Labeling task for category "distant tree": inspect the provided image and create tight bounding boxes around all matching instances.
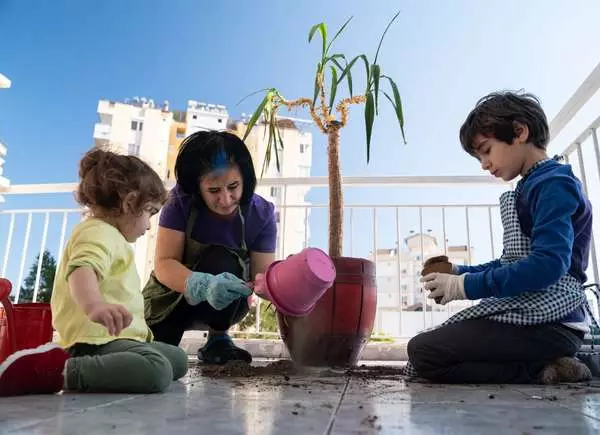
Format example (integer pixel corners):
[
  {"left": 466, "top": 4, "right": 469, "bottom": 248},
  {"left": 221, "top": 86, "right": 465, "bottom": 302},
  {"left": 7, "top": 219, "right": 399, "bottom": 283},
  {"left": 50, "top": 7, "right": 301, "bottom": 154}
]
[{"left": 18, "top": 250, "right": 57, "bottom": 303}]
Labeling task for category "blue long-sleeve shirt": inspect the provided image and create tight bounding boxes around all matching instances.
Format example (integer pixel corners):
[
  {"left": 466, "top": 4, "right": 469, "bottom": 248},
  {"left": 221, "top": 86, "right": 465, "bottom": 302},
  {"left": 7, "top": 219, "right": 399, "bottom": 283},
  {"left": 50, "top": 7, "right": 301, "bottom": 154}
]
[{"left": 457, "top": 159, "right": 593, "bottom": 300}]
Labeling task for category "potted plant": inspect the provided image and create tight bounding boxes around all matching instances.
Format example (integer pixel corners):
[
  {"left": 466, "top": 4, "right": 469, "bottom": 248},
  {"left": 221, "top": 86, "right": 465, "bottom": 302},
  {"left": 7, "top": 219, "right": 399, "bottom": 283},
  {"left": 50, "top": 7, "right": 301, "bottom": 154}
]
[{"left": 241, "top": 12, "right": 406, "bottom": 366}]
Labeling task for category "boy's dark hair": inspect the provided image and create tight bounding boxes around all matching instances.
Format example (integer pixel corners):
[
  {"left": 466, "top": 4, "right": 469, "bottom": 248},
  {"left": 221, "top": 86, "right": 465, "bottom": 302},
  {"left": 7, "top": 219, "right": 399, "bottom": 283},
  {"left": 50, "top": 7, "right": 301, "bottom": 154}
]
[
  {"left": 174, "top": 130, "right": 257, "bottom": 206},
  {"left": 459, "top": 91, "right": 550, "bottom": 157},
  {"left": 77, "top": 148, "right": 167, "bottom": 216}
]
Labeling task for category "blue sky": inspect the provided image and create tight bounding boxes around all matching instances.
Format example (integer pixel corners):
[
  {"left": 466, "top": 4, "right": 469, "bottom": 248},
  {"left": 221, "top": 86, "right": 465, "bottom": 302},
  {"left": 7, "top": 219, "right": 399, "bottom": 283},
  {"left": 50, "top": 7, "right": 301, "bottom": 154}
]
[{"left": 1, "top": 0, "right": 600, "bottom": 289}]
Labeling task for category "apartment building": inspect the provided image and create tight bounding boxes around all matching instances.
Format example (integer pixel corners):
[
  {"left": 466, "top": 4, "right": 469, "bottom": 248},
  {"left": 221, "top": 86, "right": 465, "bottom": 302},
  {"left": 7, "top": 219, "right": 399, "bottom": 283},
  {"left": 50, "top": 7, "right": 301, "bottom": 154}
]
[{"left": 92, "top": 98, "right": 314, "bottom": 280}]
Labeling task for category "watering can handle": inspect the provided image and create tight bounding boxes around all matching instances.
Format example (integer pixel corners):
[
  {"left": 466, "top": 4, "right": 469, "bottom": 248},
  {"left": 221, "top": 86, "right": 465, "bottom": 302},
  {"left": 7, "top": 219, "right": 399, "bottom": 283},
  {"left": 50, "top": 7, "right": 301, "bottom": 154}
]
[
  {"left": 0, "top": 278, "right": 12, "bottom": 302},
  {"left": 0, "top": 278, "right": 17, "bottom": 357}
]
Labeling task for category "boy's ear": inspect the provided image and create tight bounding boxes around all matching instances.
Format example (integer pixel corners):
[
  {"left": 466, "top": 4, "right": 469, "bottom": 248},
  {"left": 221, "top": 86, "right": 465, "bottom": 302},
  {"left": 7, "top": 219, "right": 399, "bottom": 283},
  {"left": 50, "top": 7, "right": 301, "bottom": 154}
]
[{"left": 513, "top": 121, "right": 529, "bottom": 144}]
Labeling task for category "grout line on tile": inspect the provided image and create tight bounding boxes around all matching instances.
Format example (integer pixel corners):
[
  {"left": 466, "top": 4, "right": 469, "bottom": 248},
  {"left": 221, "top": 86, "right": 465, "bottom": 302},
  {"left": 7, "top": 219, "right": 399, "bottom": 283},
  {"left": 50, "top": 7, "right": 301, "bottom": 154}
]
[{"left": 323, "top": 377, "right": 351, "bottom": 435}]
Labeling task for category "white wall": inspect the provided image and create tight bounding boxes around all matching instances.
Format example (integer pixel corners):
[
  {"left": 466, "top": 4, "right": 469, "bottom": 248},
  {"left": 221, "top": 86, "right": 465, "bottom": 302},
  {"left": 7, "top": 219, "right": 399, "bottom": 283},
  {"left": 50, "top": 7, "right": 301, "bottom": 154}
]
[{"left": 186, "top": 101, "right": 229, "bottom": 134}]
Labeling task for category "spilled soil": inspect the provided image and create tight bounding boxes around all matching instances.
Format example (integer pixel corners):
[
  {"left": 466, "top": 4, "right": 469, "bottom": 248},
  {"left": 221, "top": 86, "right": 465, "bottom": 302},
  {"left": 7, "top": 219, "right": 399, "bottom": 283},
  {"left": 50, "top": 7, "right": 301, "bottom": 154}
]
[
  {"left": 196, "top": 359, "right": 404, "bottom": 381},
  {"left": 199, "top": 359, "right": 298, "bottom": 378},
  {"left": 347, "top": 364, "right": 405, "bottom": 381}
]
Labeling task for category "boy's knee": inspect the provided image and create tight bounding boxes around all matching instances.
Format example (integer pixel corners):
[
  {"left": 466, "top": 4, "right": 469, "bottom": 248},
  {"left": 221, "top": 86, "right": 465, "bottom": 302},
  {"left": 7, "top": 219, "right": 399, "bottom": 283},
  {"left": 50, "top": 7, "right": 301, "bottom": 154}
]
[
  {"left": 407, "top": 332, "right": 436, "bottom": 370},
  {"left": 407, "top": 335, "right": 421, "bottom": 361}
]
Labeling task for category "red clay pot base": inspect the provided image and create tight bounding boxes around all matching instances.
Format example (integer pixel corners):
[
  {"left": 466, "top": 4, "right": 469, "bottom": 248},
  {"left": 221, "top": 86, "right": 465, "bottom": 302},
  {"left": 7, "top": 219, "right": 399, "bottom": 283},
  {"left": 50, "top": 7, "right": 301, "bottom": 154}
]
[{"left": 276, "top": 257, "right": 377, "bottom": 367}]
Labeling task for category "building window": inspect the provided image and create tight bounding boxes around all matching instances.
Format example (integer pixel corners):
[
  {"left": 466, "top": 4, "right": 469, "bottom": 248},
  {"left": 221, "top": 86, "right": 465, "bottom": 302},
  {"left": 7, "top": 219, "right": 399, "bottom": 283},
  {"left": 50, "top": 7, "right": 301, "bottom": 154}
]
[
  {"left": 270, "top": 187, "right": 280, "bottom": 197},
  {"left": 128, "top": 143, "right": 140, "bottom": 156},
  {"left": 275, "top": 211, "right": 281, "bottom": 223},
  {"left": 192, "top": 114, "right": 197, "bottom": 120},
  {"left": 218, "top": 118, "right": 222, "bottom": 123},
  {"left": 176, "top": 128, "right": 186, "bottom": 139},
  {"left": 131, "top": 121, "right": 137, "bottom": 130},
  {"left": 300, "top": 143, "right": 308, "bottom": 153},
  {"left": 139, "top": 122, "right": 143, "bottom": 131}
]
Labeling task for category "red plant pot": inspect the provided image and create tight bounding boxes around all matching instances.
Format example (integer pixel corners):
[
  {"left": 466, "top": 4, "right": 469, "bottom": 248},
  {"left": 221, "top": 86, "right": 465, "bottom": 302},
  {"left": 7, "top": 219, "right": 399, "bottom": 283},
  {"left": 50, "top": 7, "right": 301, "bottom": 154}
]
[{"left": 276, "top": 257, "right": 377, "bottom": 367}]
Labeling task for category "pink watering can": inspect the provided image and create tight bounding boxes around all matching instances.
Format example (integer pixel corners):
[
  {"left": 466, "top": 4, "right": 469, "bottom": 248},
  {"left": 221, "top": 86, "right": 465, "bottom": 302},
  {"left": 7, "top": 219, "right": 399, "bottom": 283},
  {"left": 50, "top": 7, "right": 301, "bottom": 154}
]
[{"left": 252, "top": 247, "right": 336, "bottom": 316}]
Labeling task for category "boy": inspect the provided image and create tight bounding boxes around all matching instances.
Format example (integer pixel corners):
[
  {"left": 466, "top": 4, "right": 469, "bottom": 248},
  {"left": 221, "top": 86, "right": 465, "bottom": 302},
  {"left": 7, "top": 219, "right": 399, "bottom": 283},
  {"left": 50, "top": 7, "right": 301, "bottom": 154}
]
[{"left": 405, "top": 91, "right": 593, "bottom": 384}]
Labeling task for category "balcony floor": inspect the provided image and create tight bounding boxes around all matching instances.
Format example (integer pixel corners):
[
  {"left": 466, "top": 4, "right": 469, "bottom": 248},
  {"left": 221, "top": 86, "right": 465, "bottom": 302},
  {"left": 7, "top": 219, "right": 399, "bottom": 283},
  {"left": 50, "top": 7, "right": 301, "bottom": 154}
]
[{"left": 2, "top": 360, "right": 600, "bottom": 434}]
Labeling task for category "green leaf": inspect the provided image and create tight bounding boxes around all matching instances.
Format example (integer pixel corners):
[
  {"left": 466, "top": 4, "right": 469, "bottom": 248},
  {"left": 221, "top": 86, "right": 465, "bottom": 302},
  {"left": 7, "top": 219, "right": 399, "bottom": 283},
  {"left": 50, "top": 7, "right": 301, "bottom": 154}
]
[
  {"left": 382, "top": 76, "right": 406, "bottom": 143},
  {"left": 260, "top": 107, "right": 285, "bottom": 177},
  {"left": 270, "top": 116, "right": 281, "bottom": 173},
  {"left": 371, "top": 64, "right": 380, "bottom": 114},
  {"left": 374, "top": 11, "right": 401, "bottom": 65},
  {"left": 243, "top": 90, "right": 272, "bottom": 141},
  {"left": 236, "top": 88, "right": 271, "bottom": 106},
  {"left": 329, "top": 56, "right": 353, "bottom": 97},
  {"left": 261, "top": 137, "right": 271, "bottom": 177},
  {"left": 328, "top": 56, "right": 345, "bottom": 70},
  {"left": 308, "top": 22, "right": 328, "bottom": 59},
  {"left": 347, "top": 68, "right": 353, "bottom": 97},
  {"left": 325, "top": 16, "right": 353, "bottom": 55},
  {"left": 328, "top": 65, "right": 338, "bottom": 113},
  {"left": 275, "top": 118, "right": 285, "bottom": 170},
  {"left": 312, "top": 62, "right": 322, "bottom": 105},
  {"left": 365, "top": 91, "right": 375, "bottom": 162},
  {"left": 326, "top": 54, "right": 346, "bottom": 62},
  {"left": 337, "top": 54, "right": 370, "bottom": 92}
]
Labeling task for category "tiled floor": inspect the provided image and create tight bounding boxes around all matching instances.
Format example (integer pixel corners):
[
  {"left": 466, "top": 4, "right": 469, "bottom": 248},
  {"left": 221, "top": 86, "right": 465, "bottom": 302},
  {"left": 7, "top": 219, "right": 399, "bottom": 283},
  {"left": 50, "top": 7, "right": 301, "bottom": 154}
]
[{"left": 2, "top": 360, "right": 600, "bottom": 434}]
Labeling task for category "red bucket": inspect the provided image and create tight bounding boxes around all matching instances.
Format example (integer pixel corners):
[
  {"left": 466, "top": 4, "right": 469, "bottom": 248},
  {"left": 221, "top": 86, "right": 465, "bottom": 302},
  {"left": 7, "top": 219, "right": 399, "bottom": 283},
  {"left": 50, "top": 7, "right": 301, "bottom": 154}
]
[{"left": 0, "top": 278, "right": 54, "bottom": 363}]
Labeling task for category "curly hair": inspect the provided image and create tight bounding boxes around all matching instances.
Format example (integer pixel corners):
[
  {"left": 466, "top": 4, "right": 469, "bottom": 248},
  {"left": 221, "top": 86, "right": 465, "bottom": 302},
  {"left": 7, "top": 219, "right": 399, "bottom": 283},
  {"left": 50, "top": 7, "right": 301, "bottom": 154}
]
[
  {"left": 459, "top": 90, "right": 550, "bottom": 157},
  {"left": 76, "top": 148, "right": 167, "bottom": 216}
]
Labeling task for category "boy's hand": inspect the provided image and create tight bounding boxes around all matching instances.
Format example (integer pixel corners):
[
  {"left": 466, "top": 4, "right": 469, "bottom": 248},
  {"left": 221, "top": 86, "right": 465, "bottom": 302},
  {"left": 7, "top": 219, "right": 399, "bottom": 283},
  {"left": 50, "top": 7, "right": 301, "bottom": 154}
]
[
  {"left": 420, "top": 273, "right": 466, "bottom": 305},
  {"left": 421, "top": 256, "right": 456, "bottom": 303},
  {"left": 85, "top": 302, "right": 133, "bottom": 336}
]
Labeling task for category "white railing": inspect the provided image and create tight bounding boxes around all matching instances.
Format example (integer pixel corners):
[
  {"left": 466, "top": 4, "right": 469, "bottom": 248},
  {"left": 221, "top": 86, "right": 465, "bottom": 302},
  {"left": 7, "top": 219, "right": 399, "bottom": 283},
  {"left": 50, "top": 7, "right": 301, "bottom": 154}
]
[
  {"left": 2, "top": 56, "right": 600, "bottom": 339},
  {"left": 0, "top": 176, "right": 509, "bottom": 338},
  {"left": 1, "top": 163, "right": 599, "bottom": 339},
  {"left": 559, "top": 115, "right": 600, "bottom": 285}
]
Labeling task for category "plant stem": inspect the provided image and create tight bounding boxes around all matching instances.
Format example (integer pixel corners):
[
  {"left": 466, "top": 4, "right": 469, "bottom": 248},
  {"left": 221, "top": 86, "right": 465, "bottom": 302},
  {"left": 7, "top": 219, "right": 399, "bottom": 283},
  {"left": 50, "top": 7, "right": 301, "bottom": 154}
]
[{"left": 327, "top": 122, "right": 343, "bottom": 258}]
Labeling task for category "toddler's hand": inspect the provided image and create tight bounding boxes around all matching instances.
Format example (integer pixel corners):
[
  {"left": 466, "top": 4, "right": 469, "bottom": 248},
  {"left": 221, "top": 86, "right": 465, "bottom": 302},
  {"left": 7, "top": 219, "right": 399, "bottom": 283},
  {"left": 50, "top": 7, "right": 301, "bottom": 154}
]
[{"left": 85, "top": 302, "right": 133, "bottom": 336}]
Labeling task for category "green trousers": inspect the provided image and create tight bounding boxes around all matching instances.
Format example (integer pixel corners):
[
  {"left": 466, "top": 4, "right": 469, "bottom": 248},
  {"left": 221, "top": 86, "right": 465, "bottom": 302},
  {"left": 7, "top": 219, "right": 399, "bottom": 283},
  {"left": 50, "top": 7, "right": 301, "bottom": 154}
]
[{"left": 65, "top": 339, "right": 188, "bottom": 393}]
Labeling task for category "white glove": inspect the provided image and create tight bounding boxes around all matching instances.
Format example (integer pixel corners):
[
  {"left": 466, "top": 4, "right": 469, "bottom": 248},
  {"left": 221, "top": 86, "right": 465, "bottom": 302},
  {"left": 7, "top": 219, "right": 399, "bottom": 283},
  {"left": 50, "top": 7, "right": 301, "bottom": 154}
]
[{"left": 420, "top": 273, "right": 467, "bottom": 305}]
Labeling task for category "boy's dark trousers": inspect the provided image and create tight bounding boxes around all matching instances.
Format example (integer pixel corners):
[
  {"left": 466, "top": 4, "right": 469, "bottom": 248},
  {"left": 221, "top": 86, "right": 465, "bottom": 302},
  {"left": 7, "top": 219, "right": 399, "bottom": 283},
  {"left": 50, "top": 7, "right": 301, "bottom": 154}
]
[{"left": 407, "top": 318, "right": 584, "bottom": 383}]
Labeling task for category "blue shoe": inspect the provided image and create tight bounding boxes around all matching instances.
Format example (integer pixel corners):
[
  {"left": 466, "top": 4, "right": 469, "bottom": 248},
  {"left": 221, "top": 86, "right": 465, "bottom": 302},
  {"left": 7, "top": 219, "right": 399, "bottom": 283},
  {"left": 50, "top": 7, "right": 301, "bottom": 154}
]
[{"left": 197, "top": 335, "right": 252, "bottom": 365}]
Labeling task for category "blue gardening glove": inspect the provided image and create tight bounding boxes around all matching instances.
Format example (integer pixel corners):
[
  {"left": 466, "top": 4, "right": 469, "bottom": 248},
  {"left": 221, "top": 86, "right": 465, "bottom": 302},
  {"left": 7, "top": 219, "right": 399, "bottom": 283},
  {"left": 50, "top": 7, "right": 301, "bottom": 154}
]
[{"left": 184, "top": 271, "right": 252, "bottom": 310}]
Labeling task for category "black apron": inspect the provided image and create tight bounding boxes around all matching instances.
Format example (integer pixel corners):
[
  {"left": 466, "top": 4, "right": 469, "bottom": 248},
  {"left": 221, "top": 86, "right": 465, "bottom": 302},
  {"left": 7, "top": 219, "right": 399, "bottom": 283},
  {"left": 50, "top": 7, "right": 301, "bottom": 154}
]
[{"left": 143, "top": 202, "right": 250, "bottom": 325}]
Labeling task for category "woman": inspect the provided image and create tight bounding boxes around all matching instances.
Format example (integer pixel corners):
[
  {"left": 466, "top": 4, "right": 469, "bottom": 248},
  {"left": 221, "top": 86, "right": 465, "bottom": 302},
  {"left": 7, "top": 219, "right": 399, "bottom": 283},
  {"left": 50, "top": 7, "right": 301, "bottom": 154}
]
[{"left": 143, "top": 130, "right": 277, "bottom": 365}]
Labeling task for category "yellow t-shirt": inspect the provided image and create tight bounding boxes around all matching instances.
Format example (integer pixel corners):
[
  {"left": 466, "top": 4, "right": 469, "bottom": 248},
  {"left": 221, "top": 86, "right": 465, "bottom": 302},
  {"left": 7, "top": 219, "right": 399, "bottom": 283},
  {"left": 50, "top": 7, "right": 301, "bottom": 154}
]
[{"left": 51, "top": 218, "right": 152, "bottom": 348}]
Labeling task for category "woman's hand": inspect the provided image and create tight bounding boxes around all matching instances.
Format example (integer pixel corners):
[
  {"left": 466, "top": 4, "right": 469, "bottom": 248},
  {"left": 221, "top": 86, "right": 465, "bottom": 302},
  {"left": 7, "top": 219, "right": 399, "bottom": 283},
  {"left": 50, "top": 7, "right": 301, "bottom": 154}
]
[{"left": 184, "top": 271, "right": 252, "bottom": 310}]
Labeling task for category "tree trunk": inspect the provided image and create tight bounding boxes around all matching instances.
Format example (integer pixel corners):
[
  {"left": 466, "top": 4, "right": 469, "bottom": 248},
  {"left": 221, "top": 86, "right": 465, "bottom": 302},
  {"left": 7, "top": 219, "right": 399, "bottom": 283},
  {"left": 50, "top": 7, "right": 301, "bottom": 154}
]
[{"left": 327, "top": 125, "right": 343, "bottom": 258}]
